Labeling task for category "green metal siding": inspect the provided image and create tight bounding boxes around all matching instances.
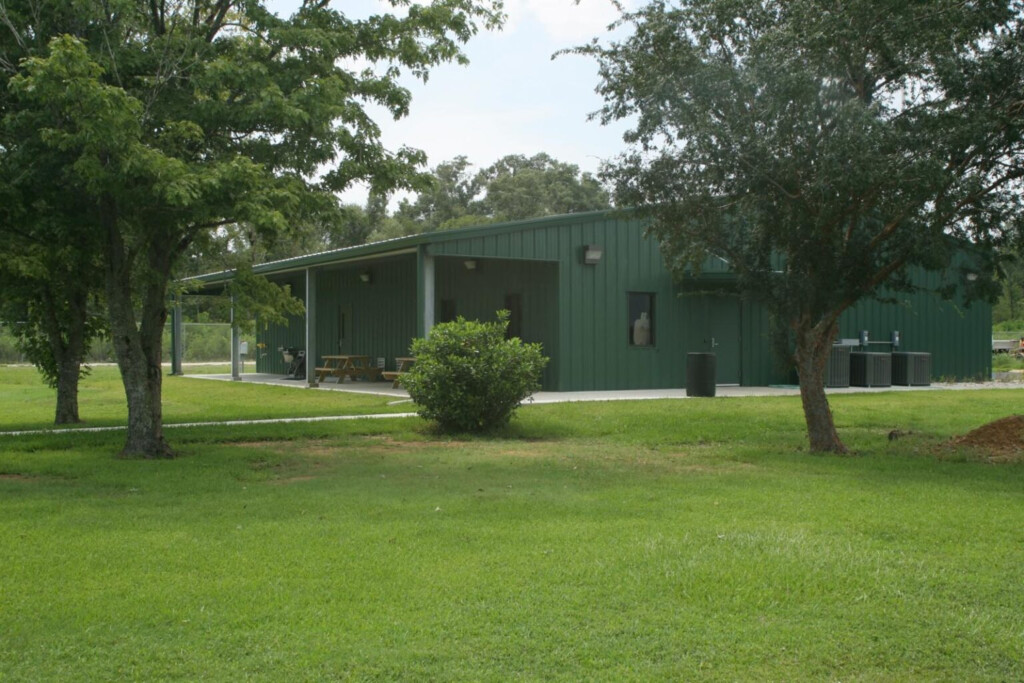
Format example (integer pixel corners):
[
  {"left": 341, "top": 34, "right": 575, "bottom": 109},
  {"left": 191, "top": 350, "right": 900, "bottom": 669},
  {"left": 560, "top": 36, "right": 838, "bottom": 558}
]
[
  {"left": 840, "top": 268, "right": 991, "bottom": 381},
  {"left": 247, "top": 210, "right": 991, "bottom": 390},
  {"left": 433, "top": 257, "right": 559, "bottom": 388},
  {"left": 312, "top": 255, "right": 419, "bottom": 372},
  {"left": 739, "top": 298, "right": 787, "bottom": 385},
  {"left": 554, "top": 216, "right": 675, "bottom": 390}
]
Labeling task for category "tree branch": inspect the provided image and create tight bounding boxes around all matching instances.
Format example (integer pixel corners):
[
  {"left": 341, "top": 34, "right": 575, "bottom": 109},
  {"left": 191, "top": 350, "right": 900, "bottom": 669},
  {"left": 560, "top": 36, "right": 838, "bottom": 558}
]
[
  {"left": 204, "top": 0, "right": 233, "bottom": 43},
  {"left": 149, "top": 0, "right": 166, "bottom": 35},
  {"left": 0, "top": 1, "right": 27, "bottom": 51}
]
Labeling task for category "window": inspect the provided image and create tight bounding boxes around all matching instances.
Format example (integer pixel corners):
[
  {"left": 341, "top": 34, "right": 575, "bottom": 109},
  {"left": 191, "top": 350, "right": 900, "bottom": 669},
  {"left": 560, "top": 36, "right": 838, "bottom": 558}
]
[{"left": 628, "top": 293, "right": 654, "bottom": 347}]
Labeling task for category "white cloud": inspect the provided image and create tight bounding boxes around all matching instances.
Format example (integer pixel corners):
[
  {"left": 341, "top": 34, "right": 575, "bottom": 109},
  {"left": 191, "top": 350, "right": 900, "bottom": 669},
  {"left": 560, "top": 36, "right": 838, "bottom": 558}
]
[{"left": 504, "top": 0, "right": 628, "bottom": 44}]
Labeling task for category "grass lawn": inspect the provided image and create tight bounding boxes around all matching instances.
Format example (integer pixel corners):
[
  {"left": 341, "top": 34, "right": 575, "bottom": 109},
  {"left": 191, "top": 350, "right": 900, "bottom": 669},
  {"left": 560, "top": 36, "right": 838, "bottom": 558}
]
[
  {"left": 0, "top": 365, "right": 408, "bottom": 433},
  {"left": 1, "top": 366, "right": 1023, "bottom": 680}
]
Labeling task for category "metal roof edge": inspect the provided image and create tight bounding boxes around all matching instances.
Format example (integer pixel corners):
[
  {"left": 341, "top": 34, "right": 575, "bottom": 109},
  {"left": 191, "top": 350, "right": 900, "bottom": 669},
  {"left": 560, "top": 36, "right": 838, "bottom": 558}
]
[
  {"left": 183, "top": 208, "right": 637, "bottom": 284},
  {"left": 421, "top": 207, "right": 638, "bottom": 247}
]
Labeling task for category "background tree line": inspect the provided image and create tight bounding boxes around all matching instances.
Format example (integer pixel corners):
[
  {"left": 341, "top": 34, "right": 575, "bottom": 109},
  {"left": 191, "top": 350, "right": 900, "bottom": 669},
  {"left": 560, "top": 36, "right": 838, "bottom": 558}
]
[{"left": 184, "top": 151, "right": 611, "bottom": 274}]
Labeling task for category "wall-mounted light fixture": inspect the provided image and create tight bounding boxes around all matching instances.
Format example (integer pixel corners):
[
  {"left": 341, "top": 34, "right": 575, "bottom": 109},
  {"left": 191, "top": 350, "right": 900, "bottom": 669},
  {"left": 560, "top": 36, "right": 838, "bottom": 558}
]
[
  {"left": 583, "top": 244, "right": 603, "bottom": 265},
  {"left": 463, "top": 259, "right": 478, "bottom": 271},
  {"left": 359, "top": 270, "right": 372, "bottom": 284}
]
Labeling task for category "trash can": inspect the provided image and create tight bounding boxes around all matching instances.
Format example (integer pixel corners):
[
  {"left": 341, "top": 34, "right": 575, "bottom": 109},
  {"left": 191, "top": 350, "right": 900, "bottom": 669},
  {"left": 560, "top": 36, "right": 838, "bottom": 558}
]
[{"left": 686, "top": 352, "right": 717, "bottom": 397}]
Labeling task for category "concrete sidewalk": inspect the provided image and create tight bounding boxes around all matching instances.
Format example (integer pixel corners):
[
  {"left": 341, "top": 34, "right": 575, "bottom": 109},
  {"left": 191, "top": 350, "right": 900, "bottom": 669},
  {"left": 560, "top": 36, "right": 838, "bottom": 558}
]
[{"left": 183, "top": 372, "right": 1024, "bottom": 403}]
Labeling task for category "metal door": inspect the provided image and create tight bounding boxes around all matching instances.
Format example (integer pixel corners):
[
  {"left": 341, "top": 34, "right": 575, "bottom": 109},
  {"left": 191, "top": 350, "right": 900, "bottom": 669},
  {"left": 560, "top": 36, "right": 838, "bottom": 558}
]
[
  {"left": 336, "top": 304, "right": 353, "bottom": 354},
  {"left": 704, "top": 295, "right": 741, "bottom": 384}
]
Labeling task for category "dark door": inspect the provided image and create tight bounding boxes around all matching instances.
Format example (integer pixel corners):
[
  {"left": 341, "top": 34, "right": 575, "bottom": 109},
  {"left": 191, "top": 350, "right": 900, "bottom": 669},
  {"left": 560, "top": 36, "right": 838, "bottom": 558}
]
[
  {"left": 337, "top": 304, "right": 353, "bottom": 354},
  {"left": 504, "top": 293, "right": 522, "bottom": 339},
  {"left": 703, "top": 295, "right": 741, "bottom": 384}
]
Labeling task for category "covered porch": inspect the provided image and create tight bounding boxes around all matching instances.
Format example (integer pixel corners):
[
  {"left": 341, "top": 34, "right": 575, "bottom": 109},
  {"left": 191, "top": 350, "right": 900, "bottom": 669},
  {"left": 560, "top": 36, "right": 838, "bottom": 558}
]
[{"left": 177, "top": 244, "right": 561, "bottom": 389}]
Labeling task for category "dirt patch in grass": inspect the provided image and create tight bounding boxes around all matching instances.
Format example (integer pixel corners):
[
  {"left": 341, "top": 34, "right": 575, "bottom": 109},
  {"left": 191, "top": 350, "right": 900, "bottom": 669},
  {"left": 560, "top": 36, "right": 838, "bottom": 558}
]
[
  {"left": 247, "top": 455, "right": 332, "bottom": 484},
  {"left": 359, "top": 436, "right": 486, "bottom": 452},
  {"left": 270, "top": 475, "right": 318, "bottom": 485},
  {"left": 0, "top": 473, "right": 35, "bottom": 481},
  {"left": 672, "top": 460, "right": 759, "bottom": 474},
  {"left": 946, "top": 415, "right": 1024, "bottom": 463}
]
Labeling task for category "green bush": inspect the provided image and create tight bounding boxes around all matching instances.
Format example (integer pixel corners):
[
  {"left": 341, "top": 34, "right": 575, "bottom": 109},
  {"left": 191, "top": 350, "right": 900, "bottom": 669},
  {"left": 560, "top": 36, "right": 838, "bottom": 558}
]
[{"left": 402, "top": 312, "right": 549, "bottom": 432}]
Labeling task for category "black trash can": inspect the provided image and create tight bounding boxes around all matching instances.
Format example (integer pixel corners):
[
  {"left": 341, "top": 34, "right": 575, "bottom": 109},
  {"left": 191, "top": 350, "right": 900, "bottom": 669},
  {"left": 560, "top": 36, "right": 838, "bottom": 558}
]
[{"left": 686, "top": 352, "right": 717, "bottom": 397}]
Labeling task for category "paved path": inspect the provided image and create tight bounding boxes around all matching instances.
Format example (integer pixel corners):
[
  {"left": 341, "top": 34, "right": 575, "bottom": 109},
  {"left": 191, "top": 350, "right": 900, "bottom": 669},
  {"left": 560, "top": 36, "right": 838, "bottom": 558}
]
[
  {"left": 186, "top": 372, "right": 1024, "bottom": 403},
  {"left": 0, "top": 412, "right": 418, "bottom": 438}
]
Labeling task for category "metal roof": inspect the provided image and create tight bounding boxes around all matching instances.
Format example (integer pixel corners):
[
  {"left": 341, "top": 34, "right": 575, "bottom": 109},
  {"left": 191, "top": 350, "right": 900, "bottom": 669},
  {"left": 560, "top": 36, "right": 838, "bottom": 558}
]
[{"left": 185, "top": 208, "right": 631, "bottom": 286}]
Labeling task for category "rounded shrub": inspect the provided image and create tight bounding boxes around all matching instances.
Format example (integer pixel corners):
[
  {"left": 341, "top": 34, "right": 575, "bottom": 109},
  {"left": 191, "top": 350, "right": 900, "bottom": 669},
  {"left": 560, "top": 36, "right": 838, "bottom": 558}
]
[{"left": 402, "top": 312, "right": 549, "bottom": 433}]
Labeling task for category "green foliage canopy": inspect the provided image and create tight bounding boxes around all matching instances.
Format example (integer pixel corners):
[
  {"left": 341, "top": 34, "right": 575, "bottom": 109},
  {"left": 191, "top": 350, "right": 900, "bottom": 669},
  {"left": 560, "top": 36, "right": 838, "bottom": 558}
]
[
  {"left": 383, "top": 152, "right": 612, "bottom": 236},
  {"left": 0, "top": 0, "right": 504, "bottom": 456},
  {"left": 579, "top": 0, "right": 1024, "bottom": 452}
]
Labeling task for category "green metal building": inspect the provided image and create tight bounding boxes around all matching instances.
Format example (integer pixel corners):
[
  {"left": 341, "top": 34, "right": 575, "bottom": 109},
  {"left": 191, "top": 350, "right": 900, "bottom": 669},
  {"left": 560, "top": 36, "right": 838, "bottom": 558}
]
[{"left": 186, "top": 209, "right": 991, "bottom": 389}]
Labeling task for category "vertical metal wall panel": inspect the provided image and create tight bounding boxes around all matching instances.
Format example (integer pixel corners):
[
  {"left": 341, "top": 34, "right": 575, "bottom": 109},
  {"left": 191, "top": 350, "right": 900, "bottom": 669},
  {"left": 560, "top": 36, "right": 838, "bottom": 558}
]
[
  {"left": 838, "top": 266, "right": 990, "bottom": 381},
  {"left": 312, "top": 255, "right": 418, "bottom": 371},
  {"left": 739, "top": 299, "right": 779, "bottom": 386},
  {"left": 434, "top": 257, "right": 559, "bottom": 388}
]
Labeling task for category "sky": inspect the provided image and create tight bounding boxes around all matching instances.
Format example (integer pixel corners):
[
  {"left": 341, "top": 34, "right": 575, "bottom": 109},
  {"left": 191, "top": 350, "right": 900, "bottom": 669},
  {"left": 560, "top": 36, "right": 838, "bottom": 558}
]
[{"left": 271, "top": 0, "right": 636, "bottom": 206}]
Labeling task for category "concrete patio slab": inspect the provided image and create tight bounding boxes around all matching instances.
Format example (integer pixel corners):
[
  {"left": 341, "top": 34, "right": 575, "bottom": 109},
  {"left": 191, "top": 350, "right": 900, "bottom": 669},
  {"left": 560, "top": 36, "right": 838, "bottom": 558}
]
[{"left": 182, "top": 372, "right": 1023, "bottom": 404}]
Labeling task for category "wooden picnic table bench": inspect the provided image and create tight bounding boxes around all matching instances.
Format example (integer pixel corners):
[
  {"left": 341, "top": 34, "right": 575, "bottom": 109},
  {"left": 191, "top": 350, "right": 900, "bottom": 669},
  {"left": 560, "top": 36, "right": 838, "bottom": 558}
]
[
  {"left": 315, "top": 354, "right": 381, "bottom": 383},
  {"left": 381, "top": 356, "right": 416, "bottom": 388}
]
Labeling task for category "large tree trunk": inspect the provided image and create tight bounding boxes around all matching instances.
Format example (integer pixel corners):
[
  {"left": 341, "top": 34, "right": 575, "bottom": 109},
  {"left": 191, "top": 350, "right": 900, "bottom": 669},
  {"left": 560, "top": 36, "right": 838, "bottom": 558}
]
[
  {"left": 54, "top": 356, "right": 82, "bottom": 424},
  {"left": 107, "top": 294, "right": 171, "bottom": 458},
  {"left": 103, "top": 203, "right": 174, "bottom": 459},
  {"left": 43, "top": 286, "right": 89, "bottom": 425},
  {"left": 793, "top": 320, "right": 848, "bottom": 454}
]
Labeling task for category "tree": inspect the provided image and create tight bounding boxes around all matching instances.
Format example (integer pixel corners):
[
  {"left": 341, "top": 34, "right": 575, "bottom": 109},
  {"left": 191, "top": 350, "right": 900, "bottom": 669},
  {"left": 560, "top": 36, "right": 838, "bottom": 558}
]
[
  {"left": 579, "top": 0, "right": 1023, "bottom": 452},
  {"left": 393, "top": 155, "right": 487, "bottom": 232},
  {"left": 476, "top": 152, "right": 610, "bottom": 221},
  {"left": 2, "top": 0, "right": 502, "bottom": 457},
  {"left": 0, "top": 239, "right": 106, "bottom": 424},
  {"left": 388, "top": 152, "right": 611, "bottom": 235},
  {"left": 0, "top": 32, "right": 107, "bottom": 425},
  {"left": 994, "top": 237, "right": 1024, "bottom": 324}
]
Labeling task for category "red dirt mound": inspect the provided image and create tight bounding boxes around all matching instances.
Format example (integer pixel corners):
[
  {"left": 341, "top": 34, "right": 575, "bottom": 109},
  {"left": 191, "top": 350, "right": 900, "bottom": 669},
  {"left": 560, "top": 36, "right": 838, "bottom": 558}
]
[{"left": 948, "top": 415, "right": 1024, "bottom": 462}]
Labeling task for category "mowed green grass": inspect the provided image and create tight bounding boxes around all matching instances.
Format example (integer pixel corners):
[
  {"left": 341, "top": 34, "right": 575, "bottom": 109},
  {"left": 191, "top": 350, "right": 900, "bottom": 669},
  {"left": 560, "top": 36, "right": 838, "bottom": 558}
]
[
  {"left": 1, "top": 367, "right": 1023, "bottom": 680},
  {"left": 0, "top": 365, "right": 408, "bottom": 432}
]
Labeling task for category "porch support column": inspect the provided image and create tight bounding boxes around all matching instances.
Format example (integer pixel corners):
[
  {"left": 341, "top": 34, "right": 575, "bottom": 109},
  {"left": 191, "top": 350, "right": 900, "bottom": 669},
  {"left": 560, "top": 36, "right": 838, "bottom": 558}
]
[
  {"left": 305, "top": 267, "right": 318, "bottom": 387},
  {"left": 417, "top": 246, "right": 435, "bottom": 338},
  {"left": 170, "top": 296, "right": 184, "bottom": 376},
  {"left": 230, "top": 295, "right": 241, "bottom": 381}
]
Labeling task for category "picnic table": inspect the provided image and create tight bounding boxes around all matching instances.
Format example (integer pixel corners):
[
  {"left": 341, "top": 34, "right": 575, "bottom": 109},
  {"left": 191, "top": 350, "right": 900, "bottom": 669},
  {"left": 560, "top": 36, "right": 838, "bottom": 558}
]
[
  {"left": 315, "top": 354, "right": 381, "bottom": 383},
  {"left": 381, "top": 356, "right": 416, "bottom": 388}
]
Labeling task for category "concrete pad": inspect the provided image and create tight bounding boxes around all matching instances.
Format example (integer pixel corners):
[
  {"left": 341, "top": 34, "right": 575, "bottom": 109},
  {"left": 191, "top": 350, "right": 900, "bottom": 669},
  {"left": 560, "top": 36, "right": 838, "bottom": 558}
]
[{"left": 182, "top": 373, "right": 1023, "bottom": 404}]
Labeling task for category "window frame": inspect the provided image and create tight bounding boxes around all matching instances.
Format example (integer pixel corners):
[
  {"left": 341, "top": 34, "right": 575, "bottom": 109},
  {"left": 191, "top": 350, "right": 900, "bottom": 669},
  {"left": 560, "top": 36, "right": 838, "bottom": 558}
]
[{"left": 627, "top": 291, "right": 655, "bottom": 348}]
